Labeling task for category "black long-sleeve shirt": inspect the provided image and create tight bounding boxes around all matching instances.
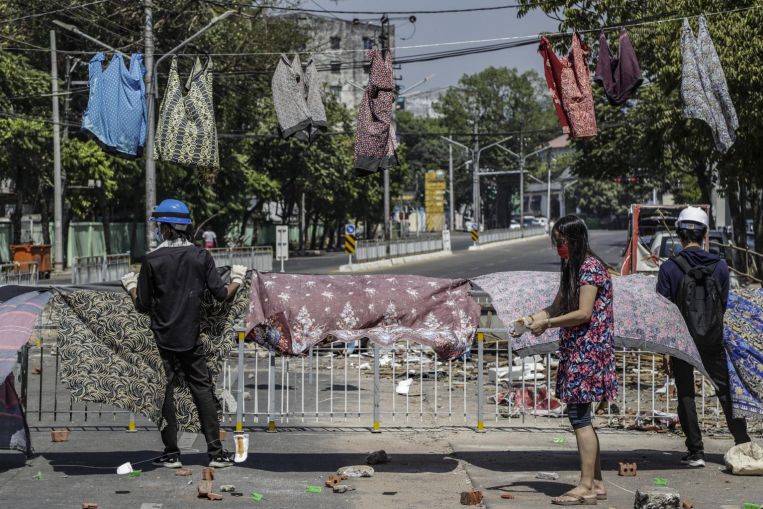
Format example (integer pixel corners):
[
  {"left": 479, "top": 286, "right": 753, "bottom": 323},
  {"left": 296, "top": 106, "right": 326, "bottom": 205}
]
[{"left": 136, "top": 243, "right": 228, "bottom": 351}]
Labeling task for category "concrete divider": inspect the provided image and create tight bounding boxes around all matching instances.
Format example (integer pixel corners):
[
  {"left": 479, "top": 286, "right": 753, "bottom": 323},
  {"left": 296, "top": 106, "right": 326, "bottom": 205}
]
[{"left": 468, "top": 226, "right": 546, "bottom": 251}]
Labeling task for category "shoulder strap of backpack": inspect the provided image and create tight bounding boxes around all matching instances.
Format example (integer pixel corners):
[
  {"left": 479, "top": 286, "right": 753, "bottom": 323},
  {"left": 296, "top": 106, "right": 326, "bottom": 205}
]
[{"left": 671, "top": 254, "right": 692, "bottom": 274}]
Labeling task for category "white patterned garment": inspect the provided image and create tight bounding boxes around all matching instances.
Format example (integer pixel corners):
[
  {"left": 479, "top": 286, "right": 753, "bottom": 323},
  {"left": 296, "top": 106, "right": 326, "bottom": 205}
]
[
  {"left": 680, "top": 16, "right": 738, "bottom": 153},
  {"left": 272, "top": 54, "right": 328, "bottom": 142}
]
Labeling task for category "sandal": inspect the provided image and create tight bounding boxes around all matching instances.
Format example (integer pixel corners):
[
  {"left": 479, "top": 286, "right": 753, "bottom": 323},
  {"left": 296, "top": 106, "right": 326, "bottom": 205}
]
[{"left": 551, "top": 492, "right": 598, "bottom": 505}]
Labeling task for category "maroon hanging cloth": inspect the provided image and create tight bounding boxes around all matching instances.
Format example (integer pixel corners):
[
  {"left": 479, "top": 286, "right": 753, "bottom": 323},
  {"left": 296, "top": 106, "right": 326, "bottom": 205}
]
[{"left": 594, "top": 30, "right": 644, "bottom": 106}]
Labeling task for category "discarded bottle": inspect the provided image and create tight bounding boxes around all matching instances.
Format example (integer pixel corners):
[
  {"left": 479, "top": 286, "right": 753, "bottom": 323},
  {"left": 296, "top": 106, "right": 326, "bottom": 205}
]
[
  {"left": 34, "top": 471, "right": 43, "bottom": 480},
  {"left": 250, "top": 492, "right": 264, "bottom": 502},
  {"left": 306, "top": 485, "right": 322, "bottom": 493}
]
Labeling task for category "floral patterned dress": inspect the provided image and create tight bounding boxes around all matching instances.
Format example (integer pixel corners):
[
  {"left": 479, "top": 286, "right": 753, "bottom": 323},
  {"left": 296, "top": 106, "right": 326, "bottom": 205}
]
[{"left": 556, "top": 256, "right": 618, "bottom": 403}]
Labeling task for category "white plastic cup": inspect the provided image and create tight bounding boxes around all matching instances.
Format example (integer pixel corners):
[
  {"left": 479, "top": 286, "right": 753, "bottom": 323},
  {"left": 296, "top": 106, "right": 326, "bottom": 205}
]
[{"left": 116, "top": 462, "right": 133, "bottom": 475}]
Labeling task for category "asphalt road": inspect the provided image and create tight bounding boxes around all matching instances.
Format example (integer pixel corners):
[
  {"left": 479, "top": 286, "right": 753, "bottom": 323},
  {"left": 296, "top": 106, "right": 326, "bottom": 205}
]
[{"left": 285, "top": 230, "right": 627, "bottom": 279}]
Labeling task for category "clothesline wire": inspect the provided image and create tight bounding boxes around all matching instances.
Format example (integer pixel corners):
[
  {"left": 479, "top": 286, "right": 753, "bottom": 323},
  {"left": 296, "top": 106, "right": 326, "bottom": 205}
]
[
  {"left": 0, "top": 0, "right": 110, "bottom": 24},
  {"left": 0, "top": 3, "right": 758, "bottom": 60},
  {"left": 206, "top": 0, "right": 551, "bottom": 15}
]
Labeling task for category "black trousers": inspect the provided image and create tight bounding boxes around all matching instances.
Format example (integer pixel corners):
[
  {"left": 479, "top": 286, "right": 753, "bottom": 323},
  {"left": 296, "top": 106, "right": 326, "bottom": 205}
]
[
  {"left": 158, "top": 342, "right": 222, "bottom": 458},
  {"left": 672, "top": 343, "right": 751, "bottom": 454}
]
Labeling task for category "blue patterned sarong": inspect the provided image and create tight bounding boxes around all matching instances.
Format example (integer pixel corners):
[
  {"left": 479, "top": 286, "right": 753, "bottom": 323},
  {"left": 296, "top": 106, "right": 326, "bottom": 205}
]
[{"left": 724, "top": 288, "right": 763, "bottom": 421}]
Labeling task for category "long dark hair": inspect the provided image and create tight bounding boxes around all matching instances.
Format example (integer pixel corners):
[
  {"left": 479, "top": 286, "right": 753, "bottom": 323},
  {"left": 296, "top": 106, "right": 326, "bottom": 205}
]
[{"left": 551, "top": 215, "right": 601, "bottom": 314}]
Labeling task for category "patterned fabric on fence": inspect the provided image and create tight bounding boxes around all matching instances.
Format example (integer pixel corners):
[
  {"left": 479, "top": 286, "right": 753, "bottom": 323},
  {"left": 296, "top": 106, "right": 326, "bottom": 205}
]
[
  {"left": 724, "top": 288, "right": 763, "bottom": 420},
  {"left": 0, "top": 375, "right": 29, "bottom": 454},
  {"left": 247, "top": 272, "right": 480, "bottom": 360},
  {"left": 473, "top": 272, "right": 708, "bottom": 374},
  {"left": 0, "top": 290, "right": 50, "bottom": 381},
  {"left": 52, "top": 272, "right": 249, "bottom": 431}
]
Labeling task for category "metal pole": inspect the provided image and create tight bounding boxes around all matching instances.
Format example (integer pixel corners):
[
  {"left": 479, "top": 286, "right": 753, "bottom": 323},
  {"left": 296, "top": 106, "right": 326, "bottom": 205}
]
[
  {"left": 519, "top": 135, "right": 524, "bottom": 238},
  {"left": 372, "top": 344, "right": 381, "bottom": 432},
  {"left": 448, "top": 137, "right": 454, "bottom": 231},
  {"left": 384, "top": 168, "right": 390, "bottom": 243},
  {"left": 143, "top": 0, "right": 156, "bottom": 250},
  {"left": 472, "top": 122, "right": 480, "bottom": 229},
  {"left": 235, "top": 326, "right": 245, "bottom": 432},
  {"left": 547, "top": 167, "right": 552, "bottom": 232},
  {"left": 476, "top": 331, "right": 485, "bottom": 432},
  {"left": 50, "top": 30, "right": 63, "bottom": 272}
]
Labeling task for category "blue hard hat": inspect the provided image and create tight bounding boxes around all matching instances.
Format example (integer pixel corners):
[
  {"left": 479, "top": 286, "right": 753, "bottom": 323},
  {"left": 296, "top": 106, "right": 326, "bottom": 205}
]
[{"left": 150, "top": 199, "right": 192, "bottom": 225}]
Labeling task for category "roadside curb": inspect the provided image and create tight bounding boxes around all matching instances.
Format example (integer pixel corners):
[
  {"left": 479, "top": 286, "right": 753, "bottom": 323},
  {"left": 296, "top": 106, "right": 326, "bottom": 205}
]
[
  {"left": 338, "top": 249, "right": 453, "bottom": 272},
  {"left": 467, "top": 233, "right": 548, "bottom": 251}
]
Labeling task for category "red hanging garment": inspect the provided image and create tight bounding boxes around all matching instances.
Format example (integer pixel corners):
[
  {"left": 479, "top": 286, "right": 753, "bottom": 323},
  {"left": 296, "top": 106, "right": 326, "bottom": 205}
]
[{"left": 539, "top": 33, "right": 597, "bottom": 139}]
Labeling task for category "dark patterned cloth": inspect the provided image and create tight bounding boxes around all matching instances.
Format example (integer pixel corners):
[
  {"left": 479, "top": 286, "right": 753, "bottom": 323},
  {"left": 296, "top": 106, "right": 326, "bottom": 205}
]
[
  {"left": 246, "top": 272, "right": 480, "bottom": 360},
  {"left": 353, "top": 49, "right": 399, "bottom": 175},
  {"left": 52, "top": 275, "right": 250, "bottom": 431},
  {"left": 724, "top": 288, "right": 763, "bottom": 420}
]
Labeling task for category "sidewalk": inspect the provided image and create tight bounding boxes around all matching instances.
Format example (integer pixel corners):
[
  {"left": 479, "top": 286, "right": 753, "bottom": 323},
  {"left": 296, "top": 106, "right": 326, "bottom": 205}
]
[{"left": 1, "top": 427, "right": 759, "bottom": 508}]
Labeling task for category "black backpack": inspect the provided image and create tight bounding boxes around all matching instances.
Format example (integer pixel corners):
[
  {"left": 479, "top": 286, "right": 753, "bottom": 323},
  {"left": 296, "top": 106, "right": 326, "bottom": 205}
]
[{"left": 671, "top": 254, "right": 724, "bottom": 347}]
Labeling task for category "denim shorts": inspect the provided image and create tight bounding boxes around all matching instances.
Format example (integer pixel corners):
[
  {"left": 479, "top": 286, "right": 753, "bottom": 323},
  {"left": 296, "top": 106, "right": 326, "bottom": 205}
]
[{"left": 567, "top": 402, "right": 592, "bottom": 429}]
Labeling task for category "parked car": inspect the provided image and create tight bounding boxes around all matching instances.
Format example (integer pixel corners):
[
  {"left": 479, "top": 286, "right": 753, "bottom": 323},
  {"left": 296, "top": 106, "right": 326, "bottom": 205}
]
[
  {"left": 650, "top": 231, "right": 682, "bottom": 260},
  {"left": 509, "top": 220, "right": 520, "bottom": 230}
]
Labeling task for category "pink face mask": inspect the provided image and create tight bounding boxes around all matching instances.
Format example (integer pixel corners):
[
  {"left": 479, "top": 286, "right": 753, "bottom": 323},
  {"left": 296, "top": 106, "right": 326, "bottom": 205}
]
[{"left": 556, "top": 243, "right": 570, "bottom": 260}]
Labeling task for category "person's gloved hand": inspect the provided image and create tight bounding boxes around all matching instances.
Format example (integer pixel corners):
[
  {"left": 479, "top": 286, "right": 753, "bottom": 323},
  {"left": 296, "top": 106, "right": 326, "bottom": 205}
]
[
  {"left": 230, "top": 265, "right": 248, "bottom": 285},
  {"left": 121, "top": 272, "right": 138, "bottom": 292}
]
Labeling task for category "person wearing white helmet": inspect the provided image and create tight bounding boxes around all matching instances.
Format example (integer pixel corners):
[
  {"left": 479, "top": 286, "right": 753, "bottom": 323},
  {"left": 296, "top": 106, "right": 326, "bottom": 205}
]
[
  {"left": 120, "top": 199, "right": 248, "bottom": 469},
  {"left": 657, "top": 206, "right": 750, "bottom": 468}
]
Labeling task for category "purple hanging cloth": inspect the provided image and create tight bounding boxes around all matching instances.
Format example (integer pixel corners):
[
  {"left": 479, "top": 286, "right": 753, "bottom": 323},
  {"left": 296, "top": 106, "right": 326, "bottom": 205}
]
[{"left": 594, "top": 30, "right": 644, "bottom": 106}]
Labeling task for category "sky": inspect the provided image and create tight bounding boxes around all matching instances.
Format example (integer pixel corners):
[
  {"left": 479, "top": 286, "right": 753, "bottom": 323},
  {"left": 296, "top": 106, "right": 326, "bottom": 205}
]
[{"left": 307, "top": 0, "right": 560, "bottom": 90}]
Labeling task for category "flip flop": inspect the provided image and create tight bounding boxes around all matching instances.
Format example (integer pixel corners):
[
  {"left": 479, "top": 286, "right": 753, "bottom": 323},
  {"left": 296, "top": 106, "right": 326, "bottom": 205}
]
[{"left": 551, "top": 493, "right": 598, "bottom": 505}]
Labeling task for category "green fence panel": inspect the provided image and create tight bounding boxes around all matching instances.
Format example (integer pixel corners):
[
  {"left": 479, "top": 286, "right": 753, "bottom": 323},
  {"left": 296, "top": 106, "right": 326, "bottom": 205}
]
[
  {"left": 0, "top": 223, "right": 11, "bottom": 263},
  {"left": 67, "top": 222, "right": 106, "bottom": 260}
]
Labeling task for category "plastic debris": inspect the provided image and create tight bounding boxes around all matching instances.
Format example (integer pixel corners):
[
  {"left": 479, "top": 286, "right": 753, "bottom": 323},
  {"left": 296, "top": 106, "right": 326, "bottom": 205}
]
[
  {"left": 366, "top": 450, "right": 390, "bottom": 465},
  {"left": 396, "top": 379, "right": 413, "bottom": 395},
  {"left": 743, "top": 504, "right": 762, "bottom": 509},
  {"left": 536, "top": 472, "right": 559, "bottom": 480},
  {"left": 116, "top": 462, "right": 133, "bottom": 475},
  {"left": 333, "top": 484, "right": 355, "bottom": 493},
  {"left": 34, "top": 471, "right": 43, "bottom": 480},
  {"left": 653, "top": 477, "right": 668, "bottom": 486},
  {"left": 337, "top": 465, "right": 374, "bottom": 478},
  {"left": 128, "top": 470, "right": 142, "bottom": 477},
  {"left": 306, "top": 485, "right": 322, "bottom": 493},
  {"left": 553, "top": 436, "right": 567, "bottom": 444},
  {"left": 220, "top": 485, "right": 236, "bottom": 492},
  {"left": 250, "top": 492, "right": 263, "bottom": 502}
]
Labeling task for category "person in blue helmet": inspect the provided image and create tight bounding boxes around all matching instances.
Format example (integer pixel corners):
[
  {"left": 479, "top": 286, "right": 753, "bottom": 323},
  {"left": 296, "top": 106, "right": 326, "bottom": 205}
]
[{"left": 120, "top": 199, "right": 247, "bottom": 469}]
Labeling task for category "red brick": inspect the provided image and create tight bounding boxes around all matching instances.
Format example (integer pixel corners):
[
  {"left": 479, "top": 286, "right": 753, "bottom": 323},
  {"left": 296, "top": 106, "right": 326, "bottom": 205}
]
[
  {"left": 500, "top": 493, "right": 514, "bottom": 500},
  {"left": 460, "top": 490, "right": 483, "bottom": 505},
  {"left": 81, "top": 504, "right": 97, "bottom": 509},
  {"left": 198, "top": 480, "right": 213, "bottom": 498},
  {"left": 325, "top": 474, "right": 344, "bottom": 487},
  {"left": 207, "top": 493, "right": 223, "bottom": 501},
  {"left": 175, "top": 468, "right": 193, "bottom": 477},
  {"left": 618, "top": 462, "right": 638, "bottom": 477},
  {"left": 682, "top": 500, "right": 695, "bottom": 509},
  {"left": 202, "top": 467, "right": 215, "bottom": 481},
  {"left": 51, "top": 430, "right": 70, "bottom": 442}
]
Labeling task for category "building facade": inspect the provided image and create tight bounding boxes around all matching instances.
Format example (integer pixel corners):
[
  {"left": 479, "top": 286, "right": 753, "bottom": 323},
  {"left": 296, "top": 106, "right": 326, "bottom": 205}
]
[{"left": 287, "top": 14, "right": 395, "bottom": 111}]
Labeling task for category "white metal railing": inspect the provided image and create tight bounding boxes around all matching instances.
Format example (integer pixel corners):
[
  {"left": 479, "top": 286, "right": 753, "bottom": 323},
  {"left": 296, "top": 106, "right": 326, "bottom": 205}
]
[
  {"left": 356, "top": 232, "right": 448, "bottom": 262},
  {"left": 0, "top": 262, "right": 39, "bottom": 286},
  {"left": 477, "top": 226, "right": 546, "bottom": 245},
  {"left": 208, "top": 246, "right": 273, "bottom": 272},
  {"left": 71, "top": 253, "right": 131, "bottom": 284}
]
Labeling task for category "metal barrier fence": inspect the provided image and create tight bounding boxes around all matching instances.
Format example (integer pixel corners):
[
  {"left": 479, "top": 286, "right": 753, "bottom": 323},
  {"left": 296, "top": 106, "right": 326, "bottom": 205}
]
[
  {"left": 0, "top": 262, "right": 39, "bottom": 286},
  {"left": 71, "top": 253, "right": 131, "bottom": 284},
  {"left": 209, "top": 247, "right": 273, "bottom": 272},
  {"left": 20, "top": 309, "right": 745, "bottom": 435},
  {"left": 356, "top": 233, "right": 447, "bottom": 262},
  {"left": 478, "top": 226, "right": 546, "bottom": 245}
]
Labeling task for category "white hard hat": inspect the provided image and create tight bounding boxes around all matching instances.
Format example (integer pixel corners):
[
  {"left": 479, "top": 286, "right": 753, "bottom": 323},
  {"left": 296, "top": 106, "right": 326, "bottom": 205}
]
[{"left": 677, "top": 206, "right": 709, "bottom": 230}]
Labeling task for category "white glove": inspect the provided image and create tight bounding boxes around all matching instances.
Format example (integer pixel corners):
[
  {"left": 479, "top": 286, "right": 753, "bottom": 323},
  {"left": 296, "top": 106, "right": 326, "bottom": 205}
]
[
  {"left": 121, "top": 272, "right": 138, "bottom": 292},
  {"left": 230, "top": 265, "right": 247, "bottom": 285}
]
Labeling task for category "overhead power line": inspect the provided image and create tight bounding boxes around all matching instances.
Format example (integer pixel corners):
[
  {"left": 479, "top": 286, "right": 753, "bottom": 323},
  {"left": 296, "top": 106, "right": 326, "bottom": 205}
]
[
  {"left": 0, "top": 0, "right": 110, "bottom": 24},
  {"left": 206, "top": 0, "right": 543, "bottom": 15}
]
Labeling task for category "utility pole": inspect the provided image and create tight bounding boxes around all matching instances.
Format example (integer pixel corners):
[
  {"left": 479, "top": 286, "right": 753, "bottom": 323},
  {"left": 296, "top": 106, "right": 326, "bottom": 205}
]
[
  {"left": 50, "top": 30, "right": 63, "bottom": 272},
  {"left": 448, "top": 136, "right": 454, "bottom": 231},
  {"left": 472, "top": 121, "right": 480, "bottom": 228},
  {"left": 143, "top": 0, "right": 156, "bottom": 250},
  {"left": 547, "top": 167, "right": 552, "bottom": 232},
  {"left": 519, "top": 134, "right": 524, "bottom": 237},
  {"left": 380, "top": 15, "right": 391, "bottom": 244}
]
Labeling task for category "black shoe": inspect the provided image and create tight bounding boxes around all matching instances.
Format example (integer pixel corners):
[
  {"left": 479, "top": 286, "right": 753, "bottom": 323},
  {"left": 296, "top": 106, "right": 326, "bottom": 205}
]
[
  {"left": 152, "top": 453, "right": 182, "bottom": 468},
  {"left": 681, "top": 452, "right": 706, "bottom": 467},
  {"left": 209, "top": 450, "right": 234, "bottom": 468}
]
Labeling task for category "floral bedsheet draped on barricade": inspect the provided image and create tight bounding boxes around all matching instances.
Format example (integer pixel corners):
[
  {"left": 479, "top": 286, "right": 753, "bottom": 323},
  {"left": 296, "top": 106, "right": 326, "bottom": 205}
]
[
  {"left": 52, "top": 271, "right": 250, "bottom": 431},
  {"left": 724, "top": 288, "right": 763, "bottom": 420},
  {"left": 246, "top": 272, "right": 481, "bottom": 360}
]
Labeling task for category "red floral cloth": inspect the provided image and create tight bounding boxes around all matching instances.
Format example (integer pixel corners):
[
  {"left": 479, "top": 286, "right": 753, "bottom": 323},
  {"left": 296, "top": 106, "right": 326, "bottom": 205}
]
[
  {"left": 556, "top": 257, "right": 617, "bottom": 403},
  {"left": 539, "top": 34, "right": 597, "bottom": 139},
  {"left": 353, "top": 50, "right": 398, "bottom": 175}
]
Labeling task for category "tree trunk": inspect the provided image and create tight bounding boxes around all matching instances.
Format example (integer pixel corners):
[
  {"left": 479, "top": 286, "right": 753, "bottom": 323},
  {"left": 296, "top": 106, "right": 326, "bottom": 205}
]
[
  {"left": 102, "top": 202, "right": 112, "bottom": 254},
  {"left": 310, "top": 211, "right": 320, "bottom": 250},
  {"left": 727, "top": 180, "right": 747, "bottom": 274},
  {"left": 318, "top": 216, "right": 329, "bottom": 250}
]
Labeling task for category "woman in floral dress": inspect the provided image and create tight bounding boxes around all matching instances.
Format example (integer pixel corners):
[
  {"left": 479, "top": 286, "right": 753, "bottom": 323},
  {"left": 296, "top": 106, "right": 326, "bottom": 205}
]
[{"left": 514, "top": 215, "right": 617, "bottom": 505}]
